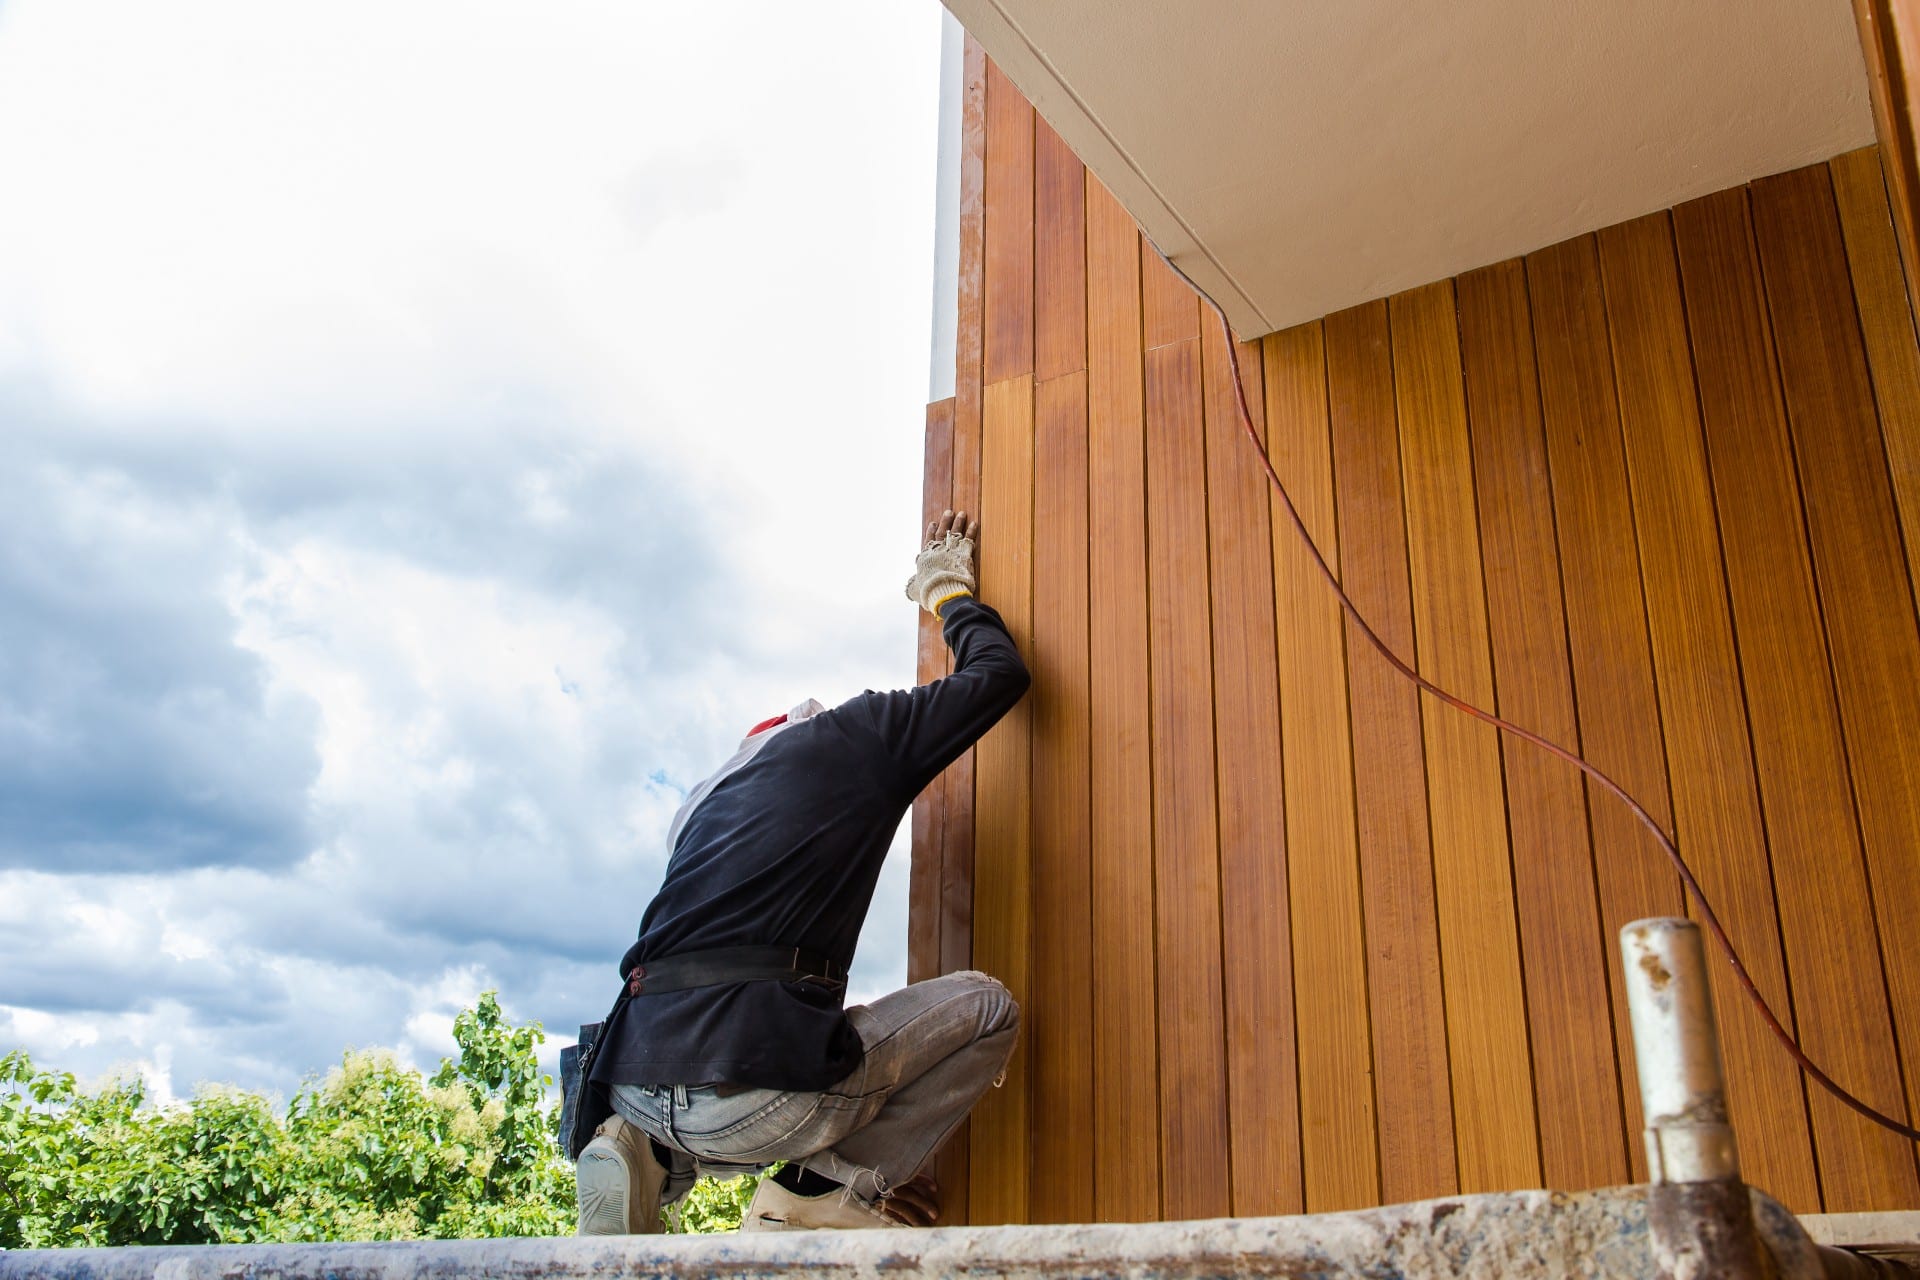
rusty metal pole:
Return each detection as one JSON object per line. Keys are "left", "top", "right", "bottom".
{"left": 1622, "top": 916, "right": 1773, "bottom": 1280}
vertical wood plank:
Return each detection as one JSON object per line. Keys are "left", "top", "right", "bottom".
{"left": 1325, "top": 299, "right": 1456, "bottom": 1204}
{"left": 1750, "top": 165, "right": 1920, "bottom": 1204}
{"left": 1389, "top": 280, "right": 1541, "bottom": 1195}
{"left": 1833, "top": 149, "right": 1920, "bottom": 611}
{"left": 1086, "top": 173, "right": 1160, "bottom": 1223}
{"left": 970, "top": 375, "right": 1035, "bottom": 1224}
{"left": 1027, "top": 106, "right": 1092, "bottom": 1226}
{"left": 1457, "top": 261, "right": 1628, "bottom": 1191}
{"left": 1596, "top": 211, "right": 1819, "bottom": 1210}
{"left": 1034, "top": 120, "right": 1086, "bottom": 383}
{"left": 1524, "top": 234, "right": 1681, "bottom": 1184}
{"left": 1677, "top": 182, "right": 1916, "bottom": 1211}
{"left": 973, "top": 59, "right": 1037, "bottom": 1229}
{"left": 1029, "top": 369, "right": 1093, "bottom": 1224}
{"left": 1849, "top": 0, "right": 1920, "bottom": 321}
{"left": 1205, "top": 318, "right": 1303, "bottom": 1218}
{"left": 982, "top": 60, "right": 1034, "bottom": 385}
{"left": 911, "top": 398, "right": 956, "bottom": 987}
{"left": 1830, "top": 149, "right": 1920, "bottom": 1153}
{"left": 1267, "top": 318, "right": 1379, "bottom": 1211}
{"left": 1143, "top": 240, "right": 1200, "bottom": 349}
{"left": 1145, "top": 336, "right": 1231, "bottom": 1220}
{"left": 934, "top": 35, "right": 990, "bottom": 1224}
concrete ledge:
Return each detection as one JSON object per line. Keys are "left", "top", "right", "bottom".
{"left": 3, "top": 1185, "right": 1898, "bottom": 1280}
{"left": 0, "top": 1187, "right": 1700, "bottom": 1280}
{"left": 1802, "top": 1212, "right": 1920, "bottom": 1266}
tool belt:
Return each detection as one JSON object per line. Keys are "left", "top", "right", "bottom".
{"left": 560, "top": 945, "right": 847, "bottom": 1160}
{"left": 619, "top": 944, "right": 846, "bottom": 996}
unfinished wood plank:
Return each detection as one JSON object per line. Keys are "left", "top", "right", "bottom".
{"left": 1749, "top": 165, "right": 1920, "bottom": 1207}
{"left": 1457, "top": 261, "right": 1627, "bottom": 1192}
{"left": 1034, "top": 119, "right": 1086, "bottom": 383}
{"left": 944, "top": 35, "right": 990, "bottom": 986}
{"left": 1086, "top": 173, "right": 1160, "bottom": 1223}
{"left": 1145, "top": 336, "right": 1231, "bottom": 1221}
{"left": 911, "top": 398, "right": 957, "bottom": 987}
{"left": 1829, "top": 148, "right": 1920, "bottom": 1159}
{"left": 970, "top": 374, "right": 1036, "bottom": 1224}
{"left": 1143, "top": 238, "right": 1199, "bottom": 349}
{"left": 1324, "top": 298, "right": 1455, "bottom": 1205}
{"left": 1204, "top": 318, "right": 1302, "bottom": 1218}
{"left": 1595, "top": 211, "right": 1819, "bottom": 1211}
{"left": 934, "top": 35, "right": 990, "bottom": 1224}
{"left": 1524, "top": 234, "right": 1682, "bottom": 1185}
{"left": 982, "top": 59, "right": 1034, "bottom": 385}
{"left": 1265, "top": 318, "right": 1376, "bottom": 1212}
{"left": 1389, "top": 279, "right": 1540, "bottom": 1195}
{"left": 1029, "top": 369, "right": 1093, "bottom": 1224}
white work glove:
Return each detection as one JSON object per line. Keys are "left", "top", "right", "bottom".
{"left": 906, "top": 509, "right": 979, "bottom": 614}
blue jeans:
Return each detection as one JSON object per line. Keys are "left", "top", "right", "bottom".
{"left": 610, "top": 970, "right": 1018, "bottom": 1203}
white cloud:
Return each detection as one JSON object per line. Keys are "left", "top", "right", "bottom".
{"left": 0, "top": 0, "right": 941, "bottom": 1100}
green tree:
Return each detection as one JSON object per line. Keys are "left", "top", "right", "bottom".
{"left": 0, "top": 994, "right": 759, "bottom": 1246}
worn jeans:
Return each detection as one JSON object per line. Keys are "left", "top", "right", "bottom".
{"left": 609, "top": 970, "right": 1018, "bottom": 1203}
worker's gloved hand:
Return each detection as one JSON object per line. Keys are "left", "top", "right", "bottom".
{"left": 906, "top": 509, "right": 980, "bottom": 614}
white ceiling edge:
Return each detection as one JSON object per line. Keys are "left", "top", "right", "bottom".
{"left": 945, "top": 0, "right": 1877, "bottom": 339}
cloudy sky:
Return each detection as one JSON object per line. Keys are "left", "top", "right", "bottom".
{"left": 0, "top": 0, "right": 945, "bottom": 1103}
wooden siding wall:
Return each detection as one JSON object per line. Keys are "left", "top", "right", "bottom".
{"left": 910, "top": 47, "right": 1920, "bottom": 1223}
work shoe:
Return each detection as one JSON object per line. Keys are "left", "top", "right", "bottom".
{"left": 575, "top": 1114, "right": 667, "bottom": 1235}
{"left": 741, "top": 1175, "right": 898, "bottom": 1231}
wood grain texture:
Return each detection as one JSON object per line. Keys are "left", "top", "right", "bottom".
{"left": 1205, "top": 317, "right": 1303, "bottom": 1218}
{"left": 1324, "top": 299, "right": 1456, "bottom": 1204}
{"left": 1456, "top": 261, "right": 1627, "bottom": 1192}
{"left": 1389, "top": 280, "right": 1540, "bottom": 1195}
{"left": 1029, "top": 369, "right": 1093, "bottom": 1224}
{"left": 1145, "top": 336, "right": 1231, "bottom": 1221}
{"left": 983, "top": 59, "right": 1034, "bottom": 385}
{"left": 1595, "top": 211, "right": 1819, "bottom": 1211}
{"left": 970, "top": 374, "right": 1036, "bottom": 1224}
{"left": 934, "top": 35, "right": 990, "bottom": 1225}
{"left": 1832, "top": 149, "right": 1920, "bottom": 612}
{"left": 1027, "top": 108, "right": 1092, "bottom": 1226}
{"left": 911, "top": 398, "right": 956, "bottom": 987}
{"left": 930, "top": 45, "right": 1920, "bottom": 1208}
{"left": 1086, "top": 173, "right": 1160, "bottom": 1222}
{"left": 1264, "top": 319, "right": 1376, "bottom": 1212}
{"left": 1143, "top": 238, "right": 1199, "bottom": 350}
{"left": 1676, "top": 182, "right": 1916, "bottom": 1212}
{"left": 1829, "top": 148, "right": 1920, "bottom": 1150}
{"left": 1034, "top": 119, "right": 1086, "bottom": 383}
{"left": 1749, "top": 165, "right": 1920, "bottom": 1205}
{"left": 1524, "top": 234, "right": 1681, "bottom": 1184}
{"left": 1850, "top": 0, "right": 1920, "bottom": 320}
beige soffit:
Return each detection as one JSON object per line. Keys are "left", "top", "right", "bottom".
{"left": 945, "top": 0, "right": 1875, "bottom": 337}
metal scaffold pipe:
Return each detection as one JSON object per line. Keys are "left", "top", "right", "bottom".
{"left": 1622, "top": 916, "right": 1772, "bottom": 1280}
{"left": 1622, "top": 916, "right": 1741, "bottom": 1184}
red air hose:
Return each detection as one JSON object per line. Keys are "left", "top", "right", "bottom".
{"left": 1197, "top": 289, "right": 1920, "bottom": 1147}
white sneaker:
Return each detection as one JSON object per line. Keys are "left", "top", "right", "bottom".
{"left": 741, "top": 1176, "right": 898, "bottom": 1231}
{"left": 575, "top": 1114, "right": 668, "bottom": 1235}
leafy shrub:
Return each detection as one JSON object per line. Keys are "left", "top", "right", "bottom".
{"left": 0, "top": 994, "right": 760, "bottom": 1246}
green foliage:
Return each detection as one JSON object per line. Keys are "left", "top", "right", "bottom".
{"left": 0, "top": 994, "right": 758, "bottom": 1246}
{"left": 666, "top": 1167, "right": 765, "bottom": 1235}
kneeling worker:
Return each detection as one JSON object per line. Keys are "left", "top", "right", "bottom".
{"left": 568, "top": 509, "right": 1028, "bottom": 1232}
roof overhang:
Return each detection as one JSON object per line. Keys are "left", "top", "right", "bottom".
{"left": 943, "top": 0, "right": 1876, "bottom": 337}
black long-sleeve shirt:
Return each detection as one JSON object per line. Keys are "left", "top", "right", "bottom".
{"left": 589, "top": 596, "right": 1030, "bottom": 1092}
